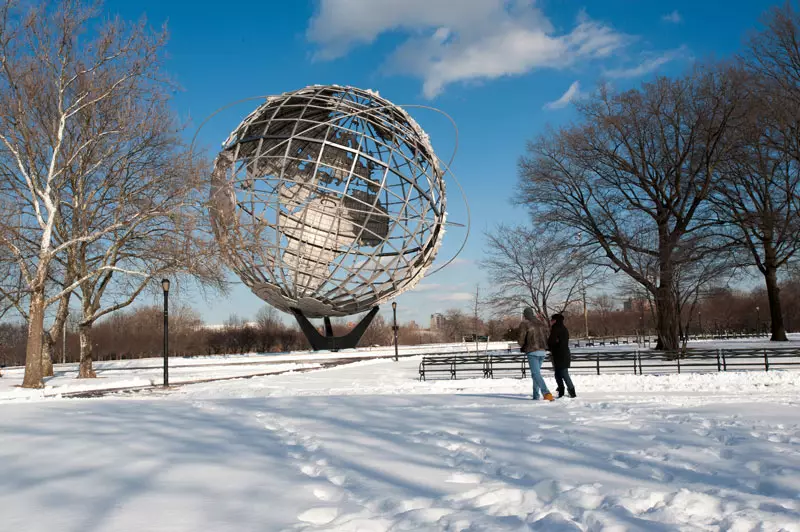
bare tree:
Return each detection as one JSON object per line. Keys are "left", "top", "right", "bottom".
{"left": 1, "top": 224, "right": 81, "bottom": 377}
{"left": 0, "top": 1, "right": 223, "bottom": 386}
{"left": 0, "top": 198, "right": 75, "bottom": 377}
{"left": 254, "top": 305, "right": 297, "bottom": 352}
{"left": 748, "top": 2, "right": 800, "bottom": 108}
{"left": 439, "top": 309, "right": 471, "bottom": 342}
{"left": 0, "top": 0, "right": 176, "bottom": 387}
{"left": 518, "top": 68, "right": 747, "bottom": 350}
{"left": 718, "top": 4, "right": 800, "bottom": 342}
{"left": 712, "top": 89, "right": 800, "bottom": 341}
{"left": 66, "top": 148, "right": 222, "bottom": 378}
{"left": 256, "top": 305, "right": 281, "bottom": 331}
{"left": 592, "top": 294, "right": 616, "bottom": 337}
{"left": 359, "top": 314, "right": 391, "bottom": 346}
{"left": 0, "top": 194, "right": 64, "bottom": 376}
{"left": 480, "top": 224, "right": 597, "bottom": 324}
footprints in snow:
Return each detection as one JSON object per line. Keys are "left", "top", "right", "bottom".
{"left": 297, "top": 507, "right": 339, "bottom": 526}
{"left": 225, "top": 407, "right": 351, "bottom": 528}
{"left": 192, "top": 400, "right": 799, "bottom": 530}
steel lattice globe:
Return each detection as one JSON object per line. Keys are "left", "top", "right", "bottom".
{"left": 210, "top": 85, "right": 447, "bottom": 318}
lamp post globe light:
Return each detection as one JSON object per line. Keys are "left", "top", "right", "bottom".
{"left": 162, "top": 279, "right": 170, "bottom": 387}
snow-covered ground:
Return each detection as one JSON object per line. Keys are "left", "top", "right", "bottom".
{"left": 1, "top": 342, "right": 799, "bottom": 531}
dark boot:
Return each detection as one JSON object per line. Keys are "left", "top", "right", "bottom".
{"left": 568, "top": 388, "right": 576, "bottom": 398}
{"left": 557, "top": 388, "right": 565, "bottom": 398}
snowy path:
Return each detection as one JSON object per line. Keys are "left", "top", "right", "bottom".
{"left": 0, "top": 358, "right": 798, "bottom": 531}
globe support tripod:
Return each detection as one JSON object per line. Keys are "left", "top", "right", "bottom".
{"left": 291, "top": 306, "right": 380, "bottom": 351}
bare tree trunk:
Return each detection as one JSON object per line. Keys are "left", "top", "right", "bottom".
{"left": 654, "top": 284, "right": 680, "bottom": 351}
{"left": 42, "top": 292, "right": 71, "bottom": 376}
{"left": 41, "top": 330, "right": 55, "bottom": 377}
{"left": 654, "top": 232, "right": 680, "bottom": 351}
{"left": 22, "top": 286, "right": 46, "bottom": 388}
{"left": 764, "top": 263, "right": 788, "bottom": 341}
{"left": 78, "top": 322, "right": 96, "bottom": 378}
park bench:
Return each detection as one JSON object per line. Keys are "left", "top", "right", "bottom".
{"left": 419, "top": 350, "right": 534, "bottom": 381}
{"left": 418, "top": 353, "right": 492, "bottom": 380}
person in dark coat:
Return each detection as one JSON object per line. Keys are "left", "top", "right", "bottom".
{"left": 548, "top": 313, "right": 576, "bottom": 398}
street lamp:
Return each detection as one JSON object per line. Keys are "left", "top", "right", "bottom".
{"left": 62, "top": 310, "right": 68, "bottom": 364}
{"left": 756, "top": 306, "right": 760, "bottom": 335}
{"left": 162, "top": 278, "right": 170, "bottom": 387}
{"left": 638, "top": 315, "right": 643, "bottom": 345}
{"left": 392, "top": 301, "right": 399, "bottom": 362}
{"left": 698, "top": 311, "right": 702, "bottom": 337}
{"left": 576, "top": 232, "right": 589, "bottom": 339}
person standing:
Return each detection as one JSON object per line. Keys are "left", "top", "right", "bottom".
{"left": 548, "top": 313, "right": 576, "bottom": 398}
{"left": 518, "top": 307, "right": 554, "bottom": 401}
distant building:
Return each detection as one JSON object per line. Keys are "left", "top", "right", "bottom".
{"left": 430, "top": 313, "right": 445, "bottom": 330}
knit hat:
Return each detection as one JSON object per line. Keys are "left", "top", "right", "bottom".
{"left": 550, "top": 313, "right": 565, "bottom": 323}
{"left": 523, "top": 307, "right": 536, "bottom": 321}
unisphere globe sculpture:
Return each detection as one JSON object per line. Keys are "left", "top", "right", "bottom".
{"left": 210, "top": 85, "right": 447, "bottom": 349}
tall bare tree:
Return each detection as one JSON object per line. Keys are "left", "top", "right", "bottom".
{"left": 0, "top": 194, "right": 67, "bottom": 376}
{"left": 518, "top": 68, "right": 747, "bottom": 350}
{"left": 713, "top": 89, "right": 800, "bottom": 341}
{"left": 65, "top": 147, "right": 221, "bottom": 378}
{"left": 480, "top": 224, "right": 597, "bottom": 323}
{"left": 749, "top": 2, "right": 800, "bottom": 108}
{"left": 719, "top": 3, "right": 800, "bottom": 342}
{"left": 0, "top": 0, "right": 178, "bottom": 387}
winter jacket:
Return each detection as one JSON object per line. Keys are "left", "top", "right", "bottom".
{"left": 547, "top": 322, "right": 571, "bottom": 369}
{"left": 518, "top": 320, "right": 547, "bottom": 354}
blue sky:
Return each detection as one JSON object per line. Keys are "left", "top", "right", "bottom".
{"left": 104, "top": 0, "right": 776, "bottom": 326}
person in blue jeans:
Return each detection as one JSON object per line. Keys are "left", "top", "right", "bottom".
{"left": 518, "top": 307, "right": 554, "bottom": 401}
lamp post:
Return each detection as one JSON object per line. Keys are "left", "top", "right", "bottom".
{"left": 162, "top": 279, "right": 170, "bottom": 387}
{"left": 576, "top": 232, "right": 589, "bottom": 339}
{"left": 62, "top": 310, "right": 68, "bottom": 364}
{"left": 638, "top": 315, "right": 643, "bottom": 345}
{"left": 756, "top": 306, "right": 760, "bottom": 335}
{"left": 698, "top": 311, "right": 702, "bottom": 338}
{"left": 392, "top": 301, "right": 398, "bottom": 362}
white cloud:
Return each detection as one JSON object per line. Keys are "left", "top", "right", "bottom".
{"left": 436, "top": 291, "right": 474, "bottom": 302}
{"left": 307, "top": 0, "right": 631, "bottom": 98}
{"left": 544, "top": 81, "right": 581, "bottom": 110}
{"left": 604, "top": 47, "right": 687, "bottom": 79}
{"left": 413, "top": 282, "right": 443, "bottom": 292}
{"left": 662, "top": 10, "right": 682, "bottom": 24}
{"left": 447, "top": 257, "right": 472, "bottom": 267}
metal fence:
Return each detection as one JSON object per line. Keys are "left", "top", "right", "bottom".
{"left": 570, "top": 332, "right": 776, "bottom": 349}
{"left": 419, "top": 347, "right": 800, "bottom": 380}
